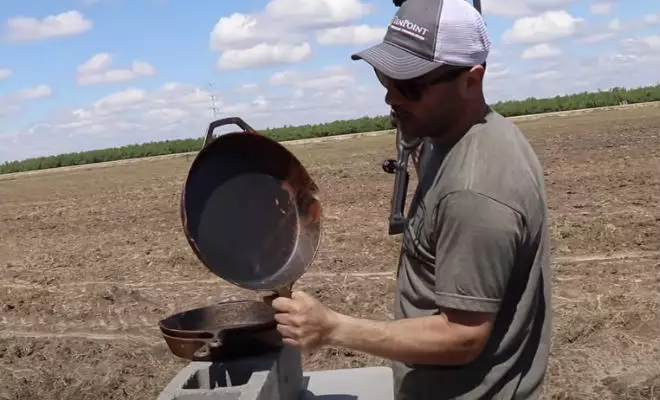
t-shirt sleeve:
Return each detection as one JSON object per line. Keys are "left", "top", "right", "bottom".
{"left": 433, "top": 190, "right": 524, "bottom": 313}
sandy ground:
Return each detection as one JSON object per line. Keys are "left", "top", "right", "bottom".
{"left": 0, "top": 105, "right": 659, "bottom": 399}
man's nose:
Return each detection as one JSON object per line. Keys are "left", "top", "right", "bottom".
{"left": 385, "top": 87, "right": 407, "bottom": 107}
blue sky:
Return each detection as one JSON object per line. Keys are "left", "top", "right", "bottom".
{"left": 1, "top": 0, "right": 658, "bottom": 163}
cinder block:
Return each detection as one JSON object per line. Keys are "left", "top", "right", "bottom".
{"left": 157, "top": 345, "right": 303, "bottom": 400}
{"left": 301, "top": 366, "right": 395, "bottom": 400}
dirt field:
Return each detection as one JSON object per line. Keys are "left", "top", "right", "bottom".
{"left": 1, "top": 105, "right": 659, "bottom": 399}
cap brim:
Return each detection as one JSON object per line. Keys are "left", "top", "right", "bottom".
{"left": 351, "top": 41, "right": 443, "bottom": 80}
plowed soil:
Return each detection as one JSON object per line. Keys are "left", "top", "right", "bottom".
{"left": 1, "top": 104, "right": 659, "bottom": 400}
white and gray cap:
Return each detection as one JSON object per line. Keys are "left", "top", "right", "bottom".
{"left": 351, "top": 0, "right": 491, "bottom": 80}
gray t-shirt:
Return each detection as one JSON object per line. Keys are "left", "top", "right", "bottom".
{"left": 392, "top": 108, "right": 552, "bottom": 400}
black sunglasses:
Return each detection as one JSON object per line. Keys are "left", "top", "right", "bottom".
{"left": 374, "top": 66, "right": 470, "bottom": 101}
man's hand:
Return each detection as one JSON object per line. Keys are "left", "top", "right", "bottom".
{"left": 268, "top": 291, "right": 339, "bottom": 351}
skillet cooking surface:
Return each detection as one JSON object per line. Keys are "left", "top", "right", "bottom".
{"left": 182, "top": 132, "right": 319, "bottom": 290}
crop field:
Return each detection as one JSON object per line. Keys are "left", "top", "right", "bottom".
{"left": 1, "top": 104, "right": 659, "bottom": 400}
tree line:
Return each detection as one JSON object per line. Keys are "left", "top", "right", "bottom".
{"left": 2, "top": 84, "right": 659, "bottom": 175}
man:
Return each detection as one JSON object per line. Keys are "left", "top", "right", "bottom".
{"left": 269, "top": 0, "right": 552, "bottom": 399}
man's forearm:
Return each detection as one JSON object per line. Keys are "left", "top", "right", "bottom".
{"left": 327, "top": 312, "right": 482, "bottom": 366}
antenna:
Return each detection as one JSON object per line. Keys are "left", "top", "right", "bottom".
{"left": 208, "top": 82, "right": 219, "bottom": 118}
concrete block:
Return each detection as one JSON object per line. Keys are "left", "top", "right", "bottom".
{"left": 157, "top": 345, "right": 303, "bottom": 400}
{"left": 301, "top": 366, "right": 394, "bottom": 400}
{"left": 158, "top": 345, "right": 395, "bottom": 400}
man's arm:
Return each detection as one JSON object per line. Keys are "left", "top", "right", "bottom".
{"left": 327, "top": 307, "right": 495, "bottom": 366}
{"left": 325, "top": 190, "right": 523, "bottom": 366}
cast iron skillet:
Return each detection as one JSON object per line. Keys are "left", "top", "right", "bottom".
{"left": 180, "top": 117, "right": 322, "bottom": 297}
{"left": 159, "top": 300, "right": 282, "bottom": 361}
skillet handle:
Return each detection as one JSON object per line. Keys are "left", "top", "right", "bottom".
{"left": 263, "top": 284, "right": 293, "bottom": 308}
{"left": 192, "top": 331, "right": 225, "bottom": 361}
{"left": 274, "top": 284, "right": 292, "bottom": 298}
{"left": 202, "top": 117, "right": 258, "bottom": 149}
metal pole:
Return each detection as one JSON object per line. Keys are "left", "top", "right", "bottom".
{"left": 208, "top": 82, "right": 218, "bottom": 119}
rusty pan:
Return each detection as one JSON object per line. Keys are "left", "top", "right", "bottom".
{"left": 159, "top": 300, "right": 282, "bottom": 361}
{"left": 180, "top": 117, "right": 322, "bottom": 297}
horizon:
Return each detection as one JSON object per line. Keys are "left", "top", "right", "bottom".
{"left": 1, "top": 0, "right": 659, "bottom": 163}
{"left": 2, "top": 86, "right": 657, "bottom": 168}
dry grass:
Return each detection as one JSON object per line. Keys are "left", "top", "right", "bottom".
{"left": 1, "top": 105, "right": 659, "bottom": 399}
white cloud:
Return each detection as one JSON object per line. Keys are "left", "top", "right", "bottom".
{"left": 252, "top": 95, "right": 268, "bottom": 108}
{"left": 76, "top": 53, "right": 156, "bottom": 85}
{"left": 521, "top": 43, "right": 561, "bottom": 59}
{"left": 209, "top": 13, "right": 278, "bottom": 52}
{"left": 531, "top": 69, "right": 561, "bottom": 80}
{"left": 93, "top": 88, "right": 146, "bottom": 110}
{"left": 0, "top": 84, "right": 52, "bottom": 121}
{"left": 4, "top": 10, "right": 92, "bottom": 43}
{"left": 316, "top": 25, "right": 386, "bottom": 46}
{"left": 580, "top": 32, "right": 616, "bottom": 43}
{"left": 208, "top": 0, "right": 374, "bottom": 70}
{"left": 0, "top": 103, "right": 21, "bottom": 119}
{"left": 608, "top": 18, "right": 622, "bottom": 31}
{"left": 217, "top": 42, "right": 312, "bottom": 70}
{"left": 578, "top": 12, "right": 659, "bottom": 44}
{"left": 502, "top": 10, "right": 584, "bottom": 44}
{"left": 0, "top": 65, "right": 388, "bottom": 162}
{"left": 263, "top": 0, "right": 374, "bottom": 28}
{"left": 22, "top": 83, "right": 211, "bottom": 143}
{"left": 482, "top": 0, "right": 578, "bottom": 18}
{"left": 590, "top": 2, "right": 613, "bottom": 15}
{"left": 12, "top": 85, "right": 52, "bottom": 100}
{"left": 492, "top": 34, "right": 660, "bottom": 102}
{"left": 620, "top": 35, "right": 660, "bottom": 54}
{"left": 268, "top": 70, "right": 298, "bottom": 85}
{"left": 0, "top": 68, "right": 12, "bottom": 79}
{"left": 1, "top": 85, "right": 52, "bottom": 104}
{"left": 621, "top": 13, "right": 658, "bottom": 30}
{"left": 269, "top": 66, "right": 356, "bottom": 89}
{"left": 484, "top": 62, "right": 511, "bottom": 82}
{"left": 644, "top": 14, "right": 660, "bottom": 25}
{"left": 237, "top": 83, "right": 259, "bottom": 91}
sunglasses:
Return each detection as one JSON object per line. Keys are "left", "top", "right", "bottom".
{"left": 374, "top": 66, "right": 470, "bottom": 102}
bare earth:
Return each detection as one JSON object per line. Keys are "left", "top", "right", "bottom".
{"left": 1, "top": 105, "right": 659, "bottom": 400}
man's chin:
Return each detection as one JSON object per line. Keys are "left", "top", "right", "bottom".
{"left": 399, "top": 121, "right": 425, "bottom": 140}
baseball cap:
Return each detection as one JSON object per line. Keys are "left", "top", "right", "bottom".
{"left": 351, "top": 0, "right": 491, "bottom": 80}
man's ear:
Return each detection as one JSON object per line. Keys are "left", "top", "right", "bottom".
{"left": 458, "top": 65, "right": 485, "bottom": 99}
